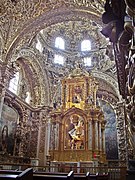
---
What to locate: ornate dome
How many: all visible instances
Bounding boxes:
[34,20,116,75]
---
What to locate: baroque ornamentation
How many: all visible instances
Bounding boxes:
[14,48,50,106]
[101,0,135,160]
[115,102,128,162]
[1,0,134,166]
[92,71,120,98]
[1,3,103,63]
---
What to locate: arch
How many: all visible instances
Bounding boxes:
[99,99,118,159]
[8,71,19,94]
[55,37,65,50]
[81,39,91,51]
[4,96,24,121]
[62,107,86,150]
[63,107,87,120]
[5,7,102,63]
[92,70,120,100]
[36,39,43,53]
[15,48,50,106]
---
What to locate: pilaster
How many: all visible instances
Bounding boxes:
[0,63,15,119]
[88,118,92,150]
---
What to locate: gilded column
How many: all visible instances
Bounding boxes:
[93,87,96,108]
[95,120,98,150]
[88,119,92,150]
[102,128,105,153]
[69,84,72,102]
[99,122,102,151]
[66,83,69,109]
[55,123,59,150]
[93,82,98,108]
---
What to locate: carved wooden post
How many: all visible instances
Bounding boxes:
[115,102,128,165]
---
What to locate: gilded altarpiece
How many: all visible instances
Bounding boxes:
[49,67,106,163]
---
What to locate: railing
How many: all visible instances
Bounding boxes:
[0,163,127,180]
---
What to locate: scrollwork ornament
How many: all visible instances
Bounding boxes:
[128,60,135,95]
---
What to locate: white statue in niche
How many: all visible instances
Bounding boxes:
[72,85,83,103]
[67,115,84,150]
[1,125,8,152]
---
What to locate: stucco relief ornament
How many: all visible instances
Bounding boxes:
[0,2,7,16]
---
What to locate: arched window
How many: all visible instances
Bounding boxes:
[54,54,64,65]
[81,40,91,51]
[8,72,19,94]
[36,39,43,53]
[55,37,65,50]
[25,91,31,104]
[83,57,92,66]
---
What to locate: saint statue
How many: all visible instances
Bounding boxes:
[1,125,8,152]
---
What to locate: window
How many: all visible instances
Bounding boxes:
[55,37,65,50]
[36,39,43,53]
[8,72,19,94]
[40,29,44,34]
[81,40,92,66]
[83,57,92,66]
[25,91,31,104]
[81,40,91,51]
[54,54,64,65]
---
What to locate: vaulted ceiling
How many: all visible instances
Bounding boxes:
[0,0,121,107]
